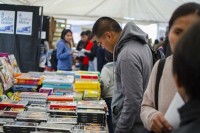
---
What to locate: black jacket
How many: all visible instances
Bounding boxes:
[173,99,200,133]
[84,41,98,61]
[97,46,107,72]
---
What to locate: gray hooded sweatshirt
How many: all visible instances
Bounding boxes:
[111,22,153,133]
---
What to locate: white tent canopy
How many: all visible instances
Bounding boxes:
[1,0,200,23]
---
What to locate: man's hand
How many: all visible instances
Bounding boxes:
[150,113,172,133]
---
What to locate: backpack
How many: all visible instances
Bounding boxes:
[147,44,165,65]
[50,49,57,71]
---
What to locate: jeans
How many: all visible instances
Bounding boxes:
[88,61,95,71]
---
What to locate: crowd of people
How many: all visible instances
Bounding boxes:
[53,2,200,133]
[55,29,108,72]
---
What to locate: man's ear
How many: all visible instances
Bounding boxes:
[105,32,112,39]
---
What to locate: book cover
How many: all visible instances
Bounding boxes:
[49,101,77,109]
[0,100,28,108]
[0,57,14,91]
[17,111,49,122]
[8,55,21,74]
[77,100,106,110]
[38,122,73,131]
[48,95,73,102]
[47,117,77,124]
[27,104,47,112]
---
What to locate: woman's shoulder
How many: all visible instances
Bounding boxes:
[57,39,65,45]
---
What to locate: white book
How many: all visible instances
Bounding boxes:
[164,92,185,129]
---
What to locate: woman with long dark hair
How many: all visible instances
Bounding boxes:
[141,2,200,133]
[57,29,73,71]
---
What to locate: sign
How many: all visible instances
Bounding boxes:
[16,11,33,35]
[0,10,15,34]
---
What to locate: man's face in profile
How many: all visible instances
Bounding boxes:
[96,32,116,53]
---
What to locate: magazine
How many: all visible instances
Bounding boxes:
[0,57,14,91]
[8,54,21,74]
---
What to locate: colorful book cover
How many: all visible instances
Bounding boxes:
[43,75,74,84]
[15,73,44,85]
[0,100,28,108]
[0,57,14,91]
[8,54,21,74]
[48,95,74,102]
[77,100,106,110]
[49,101,77,109]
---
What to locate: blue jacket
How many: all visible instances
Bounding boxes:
[56,39,72,71]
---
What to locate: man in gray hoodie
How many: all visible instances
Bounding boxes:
[92,17,152,133]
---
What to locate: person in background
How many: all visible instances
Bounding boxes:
[140,2,200,133]
[84,33,98,71]
[56,29,73,71]
[172,20,200,133]
[80,31,93,71]
[97,45,107,72]
[76,31,85,51]
[101,51,115,133]
[93,17,152,133]
[76,31,86,69]
[153,39,159,51]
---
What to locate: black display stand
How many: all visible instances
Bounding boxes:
[0,4,43,72]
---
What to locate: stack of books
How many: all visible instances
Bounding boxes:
[27,104,47,112]
[75,71,100,80]
[3,121,38,133]
[74,80,100,92]
[77,100,106,124]
[74,80,101,100]
[48,101,77,114]
[16,111,49,122]
[42,75,74,93]
[37,122,73,132]
[20,92,48,104]
[14,73,44,92]
[48,101,77,120]
[71,124,107,133]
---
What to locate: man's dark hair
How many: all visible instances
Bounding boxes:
[92,17,122,38]
[173,20,200,100]
[80,31,86,36]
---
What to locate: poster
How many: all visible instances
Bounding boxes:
[16,11,33,35]
[0,10,15,34]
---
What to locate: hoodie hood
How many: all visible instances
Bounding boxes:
[114,22,148,60]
